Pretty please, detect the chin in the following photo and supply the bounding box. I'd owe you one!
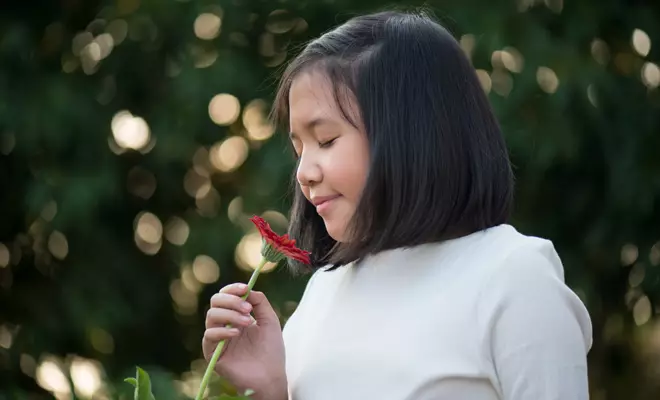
[323,221,347,243]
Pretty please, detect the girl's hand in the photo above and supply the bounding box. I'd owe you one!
[202,283,288,400]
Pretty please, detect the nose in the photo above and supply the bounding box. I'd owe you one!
[296,152,322,187]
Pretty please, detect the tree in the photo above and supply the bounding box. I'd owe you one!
[0,0,659,398]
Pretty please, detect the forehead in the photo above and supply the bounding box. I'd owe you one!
[288,72,341,126]
[288,71,364,135]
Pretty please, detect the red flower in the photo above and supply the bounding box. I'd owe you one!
[250,215,311,265]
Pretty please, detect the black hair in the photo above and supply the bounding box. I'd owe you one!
[270,9,514,274]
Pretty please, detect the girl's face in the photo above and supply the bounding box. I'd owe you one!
[288,71,370,242]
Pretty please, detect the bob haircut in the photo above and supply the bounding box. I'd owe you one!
[271,10,514,274]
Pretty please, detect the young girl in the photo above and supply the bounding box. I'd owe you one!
[203,10,592,400]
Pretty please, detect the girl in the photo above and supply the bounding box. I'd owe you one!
[203,10,592,400]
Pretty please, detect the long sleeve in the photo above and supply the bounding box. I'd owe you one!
[477,242,593,400]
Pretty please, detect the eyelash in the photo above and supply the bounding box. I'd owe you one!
[292,138,336,158]
[319,138,337,148]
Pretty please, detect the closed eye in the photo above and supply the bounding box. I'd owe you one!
[319,138,337,148]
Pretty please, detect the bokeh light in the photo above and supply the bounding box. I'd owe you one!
[544,0,563,13]
[629,263,645,287]
[209,136,249,172]
[0,325,12,349]
[501,47,524,73]
[262,210,289,230]
[36,356,71,400]
[170,278,198,316]
[72,32,94,56]
[491,70,513,97]
[195,187,221,217]
[192,46,218,68]
[47,231,69,260]
[41,201,57,221]
[259,32,275,58]
[587,85,598,107]
[266,10,297,34]
[135,212,162,244]
[459,34,475,60]
[70,357,103,398]
[632,29,651,57]
[134,212,162,255]
[208,94,240,125]
[475,69,492,94]
[194,13,222,40]
[633,295,652,326]
[591,39,610,65]
[243,99,275,141]
[111,110,151,151]
[181,263,202,293]
[650,242,660,266]
[184,169,211,198]
[106,19,128,45]
[20,354,36,377]
[0,243,9,267]
[192,255,220,284]
[641,62,660,89]
[235,232,277,273]
[179,371,204,398]
[89,327,114,354]
[536,66,559,93]
[227,196,244,224]
[165,217,190,246]
[192,147,212,177]
[621,243,639,266]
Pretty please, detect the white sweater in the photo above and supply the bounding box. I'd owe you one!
[282,224,592,400]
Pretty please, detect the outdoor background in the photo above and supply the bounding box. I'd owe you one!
[1,0,659,398]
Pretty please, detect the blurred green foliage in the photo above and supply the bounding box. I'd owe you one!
[0,0,659,398]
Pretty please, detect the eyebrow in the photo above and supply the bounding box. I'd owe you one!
[288,117,335,140]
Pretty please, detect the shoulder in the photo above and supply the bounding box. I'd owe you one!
[463,226,594,398]
[471,224,593,351]
[473,224,575,300]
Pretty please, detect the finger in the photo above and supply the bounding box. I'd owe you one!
[210,292,253,314]
[244,290,277,323]
[206,308,254,329]
[218,283,250,296]
[203,327,241,343]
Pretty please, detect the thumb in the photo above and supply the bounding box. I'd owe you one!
[245,290,279,324]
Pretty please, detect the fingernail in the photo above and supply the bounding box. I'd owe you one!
[242,302,252,311]
[238,283,248,290]
[241,316,252,323]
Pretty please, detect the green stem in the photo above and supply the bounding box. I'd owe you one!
[195,257,269,400]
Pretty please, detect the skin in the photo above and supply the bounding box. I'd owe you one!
[202,284,287,400]
[289,71,370,242]
[202,71,370,399]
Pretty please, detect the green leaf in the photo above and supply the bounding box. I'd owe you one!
[124,377,138,388]
[134,367,157,400]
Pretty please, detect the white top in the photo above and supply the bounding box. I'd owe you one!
[282,224,592,400]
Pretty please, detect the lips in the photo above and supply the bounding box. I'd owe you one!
[311,195,340,207]
[311,195,340,215]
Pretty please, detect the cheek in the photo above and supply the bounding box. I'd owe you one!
[331,157,368,201]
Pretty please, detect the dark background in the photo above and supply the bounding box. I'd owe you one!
[1,0,659,398]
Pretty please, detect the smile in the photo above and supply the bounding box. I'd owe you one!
[313,195,340,214]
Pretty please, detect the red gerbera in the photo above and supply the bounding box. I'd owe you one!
[250,215,311,265]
